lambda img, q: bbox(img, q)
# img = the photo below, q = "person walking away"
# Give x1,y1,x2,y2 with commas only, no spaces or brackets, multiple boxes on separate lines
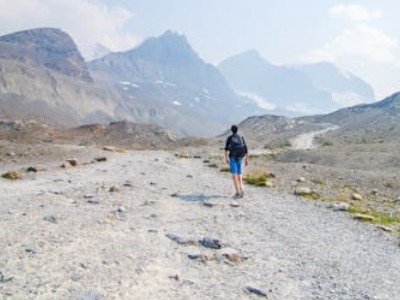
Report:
224,125,249,198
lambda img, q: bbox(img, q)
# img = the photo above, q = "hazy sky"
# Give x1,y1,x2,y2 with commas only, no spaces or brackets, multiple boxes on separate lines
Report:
1,0,400,100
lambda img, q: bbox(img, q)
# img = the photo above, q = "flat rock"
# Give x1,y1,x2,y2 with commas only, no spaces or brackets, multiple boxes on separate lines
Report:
353,213,375,222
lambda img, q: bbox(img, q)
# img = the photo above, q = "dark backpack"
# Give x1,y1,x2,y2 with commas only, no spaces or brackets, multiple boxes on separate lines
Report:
230,134,246,158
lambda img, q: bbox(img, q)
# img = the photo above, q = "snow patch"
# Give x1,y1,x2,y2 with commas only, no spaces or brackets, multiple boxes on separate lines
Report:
120,81,140,88
155,81,176,87
172,101,183,106
238,92,276,110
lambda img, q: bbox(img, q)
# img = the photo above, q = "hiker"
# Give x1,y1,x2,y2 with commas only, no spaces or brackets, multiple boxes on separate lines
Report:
224,124,249,198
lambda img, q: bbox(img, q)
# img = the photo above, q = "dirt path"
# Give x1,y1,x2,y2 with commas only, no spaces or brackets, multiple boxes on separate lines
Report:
0,149,399,299
290,126,339,150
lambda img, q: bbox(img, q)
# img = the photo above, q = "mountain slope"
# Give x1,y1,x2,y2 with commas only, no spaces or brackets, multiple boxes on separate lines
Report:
89,31,265,136
293,62,375,106
305,92,400,142
218,50,375,116
0,28,128,126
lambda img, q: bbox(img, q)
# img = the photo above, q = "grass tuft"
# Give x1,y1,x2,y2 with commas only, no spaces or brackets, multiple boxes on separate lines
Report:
244,169,273,187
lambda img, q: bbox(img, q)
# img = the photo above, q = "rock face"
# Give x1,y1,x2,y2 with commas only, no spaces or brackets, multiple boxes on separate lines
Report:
89,31,265,136
0,28,126,127
0,28,92,82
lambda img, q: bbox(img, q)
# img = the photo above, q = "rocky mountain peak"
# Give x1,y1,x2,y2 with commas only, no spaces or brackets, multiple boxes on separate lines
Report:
0,27,92,82
126,30,200,65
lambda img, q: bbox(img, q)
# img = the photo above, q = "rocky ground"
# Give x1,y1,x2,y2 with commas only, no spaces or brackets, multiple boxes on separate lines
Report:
1,137,400,299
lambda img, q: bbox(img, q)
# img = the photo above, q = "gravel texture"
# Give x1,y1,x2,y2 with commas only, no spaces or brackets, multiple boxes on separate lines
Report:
1,148,400,299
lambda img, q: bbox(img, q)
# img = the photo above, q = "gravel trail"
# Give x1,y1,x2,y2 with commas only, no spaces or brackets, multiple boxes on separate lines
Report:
290,126,339,150
0,149,399,299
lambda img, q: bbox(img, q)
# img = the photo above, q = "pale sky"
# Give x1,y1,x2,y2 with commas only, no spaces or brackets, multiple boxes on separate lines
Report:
1,0,400,100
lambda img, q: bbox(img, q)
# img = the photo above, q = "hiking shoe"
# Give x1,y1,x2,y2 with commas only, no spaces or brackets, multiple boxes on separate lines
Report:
233,192,241,199
240,190,244,198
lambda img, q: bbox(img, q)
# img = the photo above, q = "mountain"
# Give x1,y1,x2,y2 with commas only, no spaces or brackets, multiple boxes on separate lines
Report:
218,50,375,116
89,31,265,136
0,28,92,82
235,91,400,148
81,43,111,62
0,28,130,126
293,62,375,107
304,92,400,142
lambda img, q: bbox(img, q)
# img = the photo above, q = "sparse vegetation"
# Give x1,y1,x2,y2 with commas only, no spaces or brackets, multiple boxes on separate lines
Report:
244,169,273,187
2,171,22,180
348,205,400,227
314,136,333,146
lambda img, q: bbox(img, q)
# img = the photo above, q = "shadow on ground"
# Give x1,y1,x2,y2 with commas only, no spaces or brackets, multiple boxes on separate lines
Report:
175,194,225,202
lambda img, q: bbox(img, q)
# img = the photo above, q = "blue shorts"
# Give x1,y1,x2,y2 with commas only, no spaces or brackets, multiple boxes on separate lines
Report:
229,157,243,174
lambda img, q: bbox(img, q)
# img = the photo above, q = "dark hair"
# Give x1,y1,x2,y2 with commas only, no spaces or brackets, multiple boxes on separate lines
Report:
231,125,238,133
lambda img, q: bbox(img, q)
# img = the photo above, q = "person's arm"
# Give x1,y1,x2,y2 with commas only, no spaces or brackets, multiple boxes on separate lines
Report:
243,136,249,166
224,136,230,164
224,150,230,164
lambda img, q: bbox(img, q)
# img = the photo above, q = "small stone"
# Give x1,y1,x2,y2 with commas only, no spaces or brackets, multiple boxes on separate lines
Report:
371,189,379,196
294,187,312,196
0,271,14,283
61,161,72,169
66,158,79,166
84,194,94,199
168,273,180,281
230,201,240,207
94,156,107,162
220,248,243,262
116,206,126,213
199,237,221,249
166,233,196,245
297,177,306,183
109,186,121,193
203,202,215,208
71,272,83,282
24,245,37,254
353,213,375,222
26,165,47,172
377,225,393,232
103,146,126,153
44,215,58,224
246,286,267,297
330,202,350,212
265,181,274,188
351,193,363,201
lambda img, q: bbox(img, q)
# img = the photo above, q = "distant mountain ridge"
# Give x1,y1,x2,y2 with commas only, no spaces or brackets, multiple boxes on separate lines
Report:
89,31,265,136
237,91,400,147
218,50,375,116
1,27,395,142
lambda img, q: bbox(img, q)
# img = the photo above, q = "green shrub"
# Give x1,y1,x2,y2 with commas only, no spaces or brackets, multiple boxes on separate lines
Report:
244,169,272,187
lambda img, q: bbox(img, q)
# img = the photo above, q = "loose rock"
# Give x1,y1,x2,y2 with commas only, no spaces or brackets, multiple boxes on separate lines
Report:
353,213,375,222
352,193,363,201
246,286,268,297
199,237,222,249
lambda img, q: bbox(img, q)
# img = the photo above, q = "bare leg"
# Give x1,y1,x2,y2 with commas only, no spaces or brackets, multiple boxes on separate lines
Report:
232,174,240,194
238,174,244,193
